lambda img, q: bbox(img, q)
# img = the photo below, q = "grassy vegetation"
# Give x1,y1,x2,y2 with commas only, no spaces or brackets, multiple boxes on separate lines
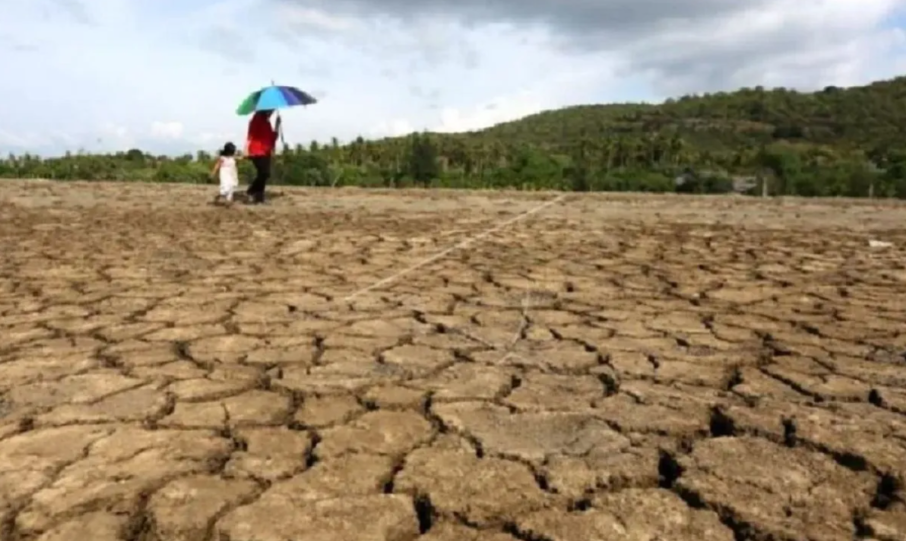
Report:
4,77,906,196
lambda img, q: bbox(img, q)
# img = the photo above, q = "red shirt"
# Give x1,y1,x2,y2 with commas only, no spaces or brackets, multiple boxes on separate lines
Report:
246,112,277,156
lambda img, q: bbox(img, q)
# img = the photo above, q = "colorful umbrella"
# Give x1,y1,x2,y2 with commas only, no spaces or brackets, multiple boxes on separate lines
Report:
236,85,317,115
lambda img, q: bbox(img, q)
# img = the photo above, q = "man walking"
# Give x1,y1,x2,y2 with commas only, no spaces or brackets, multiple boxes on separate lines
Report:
244,109,280,204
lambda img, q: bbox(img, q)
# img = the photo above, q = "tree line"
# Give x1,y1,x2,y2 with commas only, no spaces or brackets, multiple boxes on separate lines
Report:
4,76,906,197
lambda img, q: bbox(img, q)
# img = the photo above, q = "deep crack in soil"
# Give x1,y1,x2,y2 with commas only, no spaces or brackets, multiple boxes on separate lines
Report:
0,181,905,540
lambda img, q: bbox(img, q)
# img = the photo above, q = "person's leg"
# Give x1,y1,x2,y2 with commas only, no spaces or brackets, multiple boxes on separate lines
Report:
214,181,225,204
255,155,272,202
248,157,265,199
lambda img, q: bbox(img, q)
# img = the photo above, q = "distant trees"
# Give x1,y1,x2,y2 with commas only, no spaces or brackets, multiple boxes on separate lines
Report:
2,134,905,197
407,133,439,187
4,76,906,196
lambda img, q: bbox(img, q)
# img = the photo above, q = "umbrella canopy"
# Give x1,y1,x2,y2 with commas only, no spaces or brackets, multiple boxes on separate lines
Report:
236,85,317,115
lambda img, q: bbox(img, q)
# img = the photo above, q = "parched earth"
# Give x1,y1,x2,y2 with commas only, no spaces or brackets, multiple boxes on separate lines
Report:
1,180,906,541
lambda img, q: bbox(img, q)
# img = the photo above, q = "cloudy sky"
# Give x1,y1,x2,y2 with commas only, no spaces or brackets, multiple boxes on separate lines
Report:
1,0,905,156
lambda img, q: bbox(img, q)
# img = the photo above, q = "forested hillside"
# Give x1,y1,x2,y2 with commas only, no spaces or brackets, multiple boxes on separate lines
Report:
3,77,906,197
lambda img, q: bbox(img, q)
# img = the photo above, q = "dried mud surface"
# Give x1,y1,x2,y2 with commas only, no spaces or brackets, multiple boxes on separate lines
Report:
2,180,906,541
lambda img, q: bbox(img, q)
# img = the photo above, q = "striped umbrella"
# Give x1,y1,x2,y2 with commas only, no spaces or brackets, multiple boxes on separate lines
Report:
235,84,317,115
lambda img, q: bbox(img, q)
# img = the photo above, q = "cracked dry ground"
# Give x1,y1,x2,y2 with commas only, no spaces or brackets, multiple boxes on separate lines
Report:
1,182,906,541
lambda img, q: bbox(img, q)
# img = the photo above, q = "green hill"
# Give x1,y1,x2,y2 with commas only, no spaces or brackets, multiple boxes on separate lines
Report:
3,76,906,197
473,77,906,150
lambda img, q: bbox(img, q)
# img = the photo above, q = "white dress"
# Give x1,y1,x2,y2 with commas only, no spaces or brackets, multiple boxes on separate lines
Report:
218,157,239,199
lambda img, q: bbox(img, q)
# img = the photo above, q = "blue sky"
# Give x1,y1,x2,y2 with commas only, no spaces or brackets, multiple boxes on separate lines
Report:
1,0,904,157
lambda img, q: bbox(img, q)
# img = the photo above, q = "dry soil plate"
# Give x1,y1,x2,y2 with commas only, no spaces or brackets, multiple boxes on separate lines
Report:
0,180,905,541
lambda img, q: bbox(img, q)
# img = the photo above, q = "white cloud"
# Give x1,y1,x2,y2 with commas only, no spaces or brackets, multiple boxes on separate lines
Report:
370,119,417,137
434,91,544,133
277,4,359,31
150,121,185,139
193,131,236,147
0,130,40,149
99,123,130,141
620,0,906,94
0,0,903,156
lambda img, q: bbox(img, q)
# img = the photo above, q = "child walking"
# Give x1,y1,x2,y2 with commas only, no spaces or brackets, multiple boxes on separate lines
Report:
211,142,240,205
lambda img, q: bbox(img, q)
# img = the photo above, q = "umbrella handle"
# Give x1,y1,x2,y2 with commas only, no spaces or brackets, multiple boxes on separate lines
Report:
269,80,287,149
269,80,287,148
275,112,286,147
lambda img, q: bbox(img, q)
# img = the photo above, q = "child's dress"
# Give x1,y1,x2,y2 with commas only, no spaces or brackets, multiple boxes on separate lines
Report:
218,157,239,201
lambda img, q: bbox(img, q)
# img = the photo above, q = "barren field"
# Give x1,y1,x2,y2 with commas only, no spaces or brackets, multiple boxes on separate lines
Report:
2,180,906,541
